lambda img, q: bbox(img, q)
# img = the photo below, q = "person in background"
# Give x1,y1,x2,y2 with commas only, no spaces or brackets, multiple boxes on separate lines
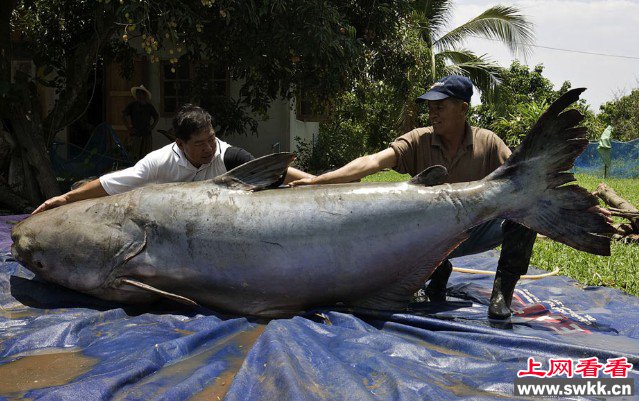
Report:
33,104,313,214
123,84,159,161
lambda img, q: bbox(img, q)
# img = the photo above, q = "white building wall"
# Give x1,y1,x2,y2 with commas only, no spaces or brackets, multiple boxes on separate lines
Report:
221,80,289,156
147,61,174,150
288,97,318,156
222,82,319,158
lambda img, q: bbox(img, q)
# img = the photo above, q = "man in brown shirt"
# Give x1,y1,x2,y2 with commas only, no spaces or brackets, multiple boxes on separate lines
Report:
392,125,510,182
291,75,536,319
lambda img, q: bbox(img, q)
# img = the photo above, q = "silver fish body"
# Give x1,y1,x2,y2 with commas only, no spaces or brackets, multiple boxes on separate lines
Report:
12,178,500,316
11,89,613,316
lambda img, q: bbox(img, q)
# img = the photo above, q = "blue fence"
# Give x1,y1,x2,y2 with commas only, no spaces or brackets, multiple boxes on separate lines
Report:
573,139,639,178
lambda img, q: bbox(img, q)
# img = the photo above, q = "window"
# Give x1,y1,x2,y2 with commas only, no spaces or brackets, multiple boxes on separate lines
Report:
196,63,229,112
161,61,191,115
160,61,229,116
210,65,229,100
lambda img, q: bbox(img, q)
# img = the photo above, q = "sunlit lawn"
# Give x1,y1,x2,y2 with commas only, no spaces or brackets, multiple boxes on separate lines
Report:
364,170,639,297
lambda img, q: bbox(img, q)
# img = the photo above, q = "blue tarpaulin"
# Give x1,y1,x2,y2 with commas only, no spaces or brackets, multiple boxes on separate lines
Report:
1,214,638,400
574,139,639,178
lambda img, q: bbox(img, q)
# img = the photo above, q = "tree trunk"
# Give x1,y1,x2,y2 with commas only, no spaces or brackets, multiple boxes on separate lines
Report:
594,183,639,232
9,82,61,201
0,1,60,204
0,181,33,214
0,0,11,84
615,223,635,236
1,7,119,205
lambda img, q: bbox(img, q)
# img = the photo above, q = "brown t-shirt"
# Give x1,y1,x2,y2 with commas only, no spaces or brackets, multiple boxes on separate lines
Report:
390,124,511,183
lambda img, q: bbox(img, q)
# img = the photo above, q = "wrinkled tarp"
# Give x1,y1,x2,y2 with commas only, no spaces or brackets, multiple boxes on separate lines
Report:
574,139,639,178
1,214,638,400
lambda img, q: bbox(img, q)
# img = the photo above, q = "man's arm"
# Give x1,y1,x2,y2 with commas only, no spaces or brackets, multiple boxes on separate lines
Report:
150,116,158,130
289,147,398,186
150,104,159,130
223,146,255,171
122,114,133,132
32,179,109,214
283,167,314,185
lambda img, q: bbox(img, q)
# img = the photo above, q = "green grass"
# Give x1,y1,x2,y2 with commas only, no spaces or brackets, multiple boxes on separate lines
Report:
362,169,410,183
364,170,639,297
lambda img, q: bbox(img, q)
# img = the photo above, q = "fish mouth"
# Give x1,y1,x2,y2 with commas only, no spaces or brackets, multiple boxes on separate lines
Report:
10,243,22,263
10,241,35,269
10,238,50,273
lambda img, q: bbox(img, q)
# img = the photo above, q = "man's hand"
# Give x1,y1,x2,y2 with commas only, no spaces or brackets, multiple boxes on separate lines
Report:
31,179,108,215
283,167,314,185
32,195,69,215
288,177,318,187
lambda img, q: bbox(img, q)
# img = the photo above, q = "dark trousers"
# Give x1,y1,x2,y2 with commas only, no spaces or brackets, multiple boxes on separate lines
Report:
130,134,152,161
448,219,536,276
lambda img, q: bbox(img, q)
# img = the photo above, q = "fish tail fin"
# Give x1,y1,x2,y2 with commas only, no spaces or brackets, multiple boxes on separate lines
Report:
487,88,614,256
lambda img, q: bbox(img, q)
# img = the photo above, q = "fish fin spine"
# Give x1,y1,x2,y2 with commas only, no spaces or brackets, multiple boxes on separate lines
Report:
487,88,614,256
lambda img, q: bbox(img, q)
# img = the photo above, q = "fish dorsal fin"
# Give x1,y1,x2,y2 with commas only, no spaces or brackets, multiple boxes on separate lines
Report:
118,278,199,307
409,165,448,186
213,152,296,191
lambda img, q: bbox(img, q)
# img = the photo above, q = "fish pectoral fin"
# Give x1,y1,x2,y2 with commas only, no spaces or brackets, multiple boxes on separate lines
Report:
350,234,469,310
409,165,448,187
213,152,296,191
118,278,199,307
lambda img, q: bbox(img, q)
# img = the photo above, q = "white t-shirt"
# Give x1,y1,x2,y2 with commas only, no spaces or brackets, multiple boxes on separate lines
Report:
100,138,231,195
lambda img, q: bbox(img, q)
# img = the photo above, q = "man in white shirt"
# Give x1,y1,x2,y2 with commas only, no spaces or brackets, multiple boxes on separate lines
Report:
33,104,312,214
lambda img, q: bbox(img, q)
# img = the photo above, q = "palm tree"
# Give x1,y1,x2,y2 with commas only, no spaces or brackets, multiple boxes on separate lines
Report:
399,0,534,131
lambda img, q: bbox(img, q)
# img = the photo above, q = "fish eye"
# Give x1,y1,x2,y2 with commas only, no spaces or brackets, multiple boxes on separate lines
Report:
34,260,44,270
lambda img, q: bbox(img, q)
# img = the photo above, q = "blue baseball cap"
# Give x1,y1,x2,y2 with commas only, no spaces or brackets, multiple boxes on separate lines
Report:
416,75,473,103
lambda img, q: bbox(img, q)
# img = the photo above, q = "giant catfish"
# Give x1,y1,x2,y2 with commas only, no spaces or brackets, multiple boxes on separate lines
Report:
11,89,614,317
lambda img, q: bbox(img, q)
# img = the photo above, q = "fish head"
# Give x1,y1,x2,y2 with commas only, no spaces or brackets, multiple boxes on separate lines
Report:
11,210,116,292
11,220,43,270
